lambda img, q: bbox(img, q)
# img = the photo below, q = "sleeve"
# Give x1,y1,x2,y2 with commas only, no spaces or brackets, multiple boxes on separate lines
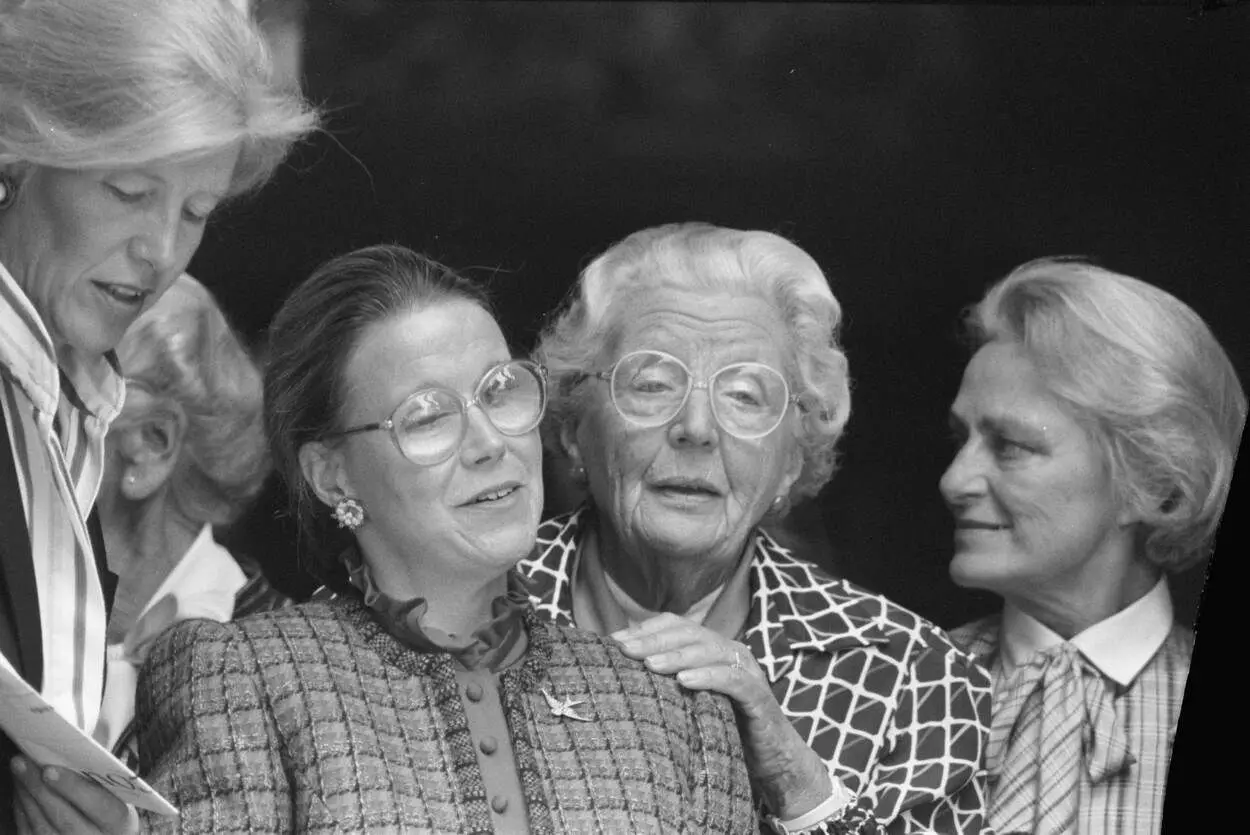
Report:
861,640,993,835
685,689,760,834
135,619,293,834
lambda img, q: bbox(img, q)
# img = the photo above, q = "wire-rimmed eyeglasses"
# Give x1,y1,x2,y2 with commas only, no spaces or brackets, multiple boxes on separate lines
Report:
325,360,548,465
592,349,800,440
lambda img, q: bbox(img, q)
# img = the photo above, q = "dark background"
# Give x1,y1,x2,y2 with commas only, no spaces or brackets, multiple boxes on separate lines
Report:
201,2,1247,631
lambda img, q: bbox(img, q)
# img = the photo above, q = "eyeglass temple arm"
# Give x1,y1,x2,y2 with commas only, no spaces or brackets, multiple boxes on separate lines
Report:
324,421,388,439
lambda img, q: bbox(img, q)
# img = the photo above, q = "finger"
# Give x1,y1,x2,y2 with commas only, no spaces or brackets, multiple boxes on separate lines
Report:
673,659,773,710
41,765,133,831
12,781,55,835
609,612,688,641
643,641,751,676
613,619,712,657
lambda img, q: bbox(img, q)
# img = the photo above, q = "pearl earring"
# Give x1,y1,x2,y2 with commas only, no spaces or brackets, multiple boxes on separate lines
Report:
333,496,365,530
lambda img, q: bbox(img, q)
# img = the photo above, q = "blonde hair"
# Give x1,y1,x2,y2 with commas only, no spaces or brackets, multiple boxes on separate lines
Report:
968,256,1246,572
0,0,316,197
116,274,268,527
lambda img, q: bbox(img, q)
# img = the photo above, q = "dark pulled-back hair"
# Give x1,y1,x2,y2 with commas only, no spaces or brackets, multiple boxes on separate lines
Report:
263,243,492,588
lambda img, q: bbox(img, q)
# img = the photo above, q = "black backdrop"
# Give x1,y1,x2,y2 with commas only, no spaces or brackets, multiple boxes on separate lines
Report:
198,3,1246,631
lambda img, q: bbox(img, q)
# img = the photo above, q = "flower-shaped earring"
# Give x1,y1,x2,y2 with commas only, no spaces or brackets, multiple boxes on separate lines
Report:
333,496,365,530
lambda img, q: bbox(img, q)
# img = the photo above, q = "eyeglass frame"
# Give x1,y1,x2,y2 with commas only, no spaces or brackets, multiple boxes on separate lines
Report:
324,359,549,465
590,349,805,440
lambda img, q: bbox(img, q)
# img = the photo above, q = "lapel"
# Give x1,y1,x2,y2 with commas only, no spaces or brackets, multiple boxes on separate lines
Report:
743,529,892,684
0,414,42,689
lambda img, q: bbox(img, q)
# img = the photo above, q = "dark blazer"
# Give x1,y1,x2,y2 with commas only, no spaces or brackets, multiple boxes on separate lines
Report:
0,415,115,826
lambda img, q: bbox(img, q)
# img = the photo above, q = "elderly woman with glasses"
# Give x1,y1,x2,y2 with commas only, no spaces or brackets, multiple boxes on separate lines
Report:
519,223,992,835
135,244,756,833
943,257,1245,835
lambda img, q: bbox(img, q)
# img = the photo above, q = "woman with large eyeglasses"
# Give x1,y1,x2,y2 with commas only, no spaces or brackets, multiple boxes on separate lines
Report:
133,244,756,833
520,223,992,835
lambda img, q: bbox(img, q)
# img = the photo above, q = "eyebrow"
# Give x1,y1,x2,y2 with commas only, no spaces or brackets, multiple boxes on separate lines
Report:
950,408,1047,438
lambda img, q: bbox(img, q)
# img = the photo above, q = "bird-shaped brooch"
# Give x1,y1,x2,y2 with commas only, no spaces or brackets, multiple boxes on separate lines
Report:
541,688,590,722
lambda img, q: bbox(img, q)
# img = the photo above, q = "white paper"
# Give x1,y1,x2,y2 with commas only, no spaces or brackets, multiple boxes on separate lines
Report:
0,652,178,817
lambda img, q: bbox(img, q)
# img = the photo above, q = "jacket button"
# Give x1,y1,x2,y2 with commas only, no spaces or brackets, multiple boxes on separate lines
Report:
491,795,508,814
465,683,484,702
479,736,498,755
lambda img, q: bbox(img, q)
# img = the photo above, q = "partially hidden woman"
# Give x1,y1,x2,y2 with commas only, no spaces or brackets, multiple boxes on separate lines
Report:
94,273,292,767
519,223,993,835
942,257,1246,835
136,244,757,834
0,0,315,830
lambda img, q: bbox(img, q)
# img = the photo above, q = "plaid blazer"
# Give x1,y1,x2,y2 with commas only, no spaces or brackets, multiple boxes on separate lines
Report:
136,597,756,834
519,509,994,835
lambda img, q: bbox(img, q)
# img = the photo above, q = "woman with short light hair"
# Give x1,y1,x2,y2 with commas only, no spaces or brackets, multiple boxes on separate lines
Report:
522,222,992,834
943,256,1245,834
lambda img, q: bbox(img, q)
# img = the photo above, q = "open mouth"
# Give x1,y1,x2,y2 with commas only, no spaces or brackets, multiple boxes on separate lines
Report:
466,484,520,506
94,281,151,306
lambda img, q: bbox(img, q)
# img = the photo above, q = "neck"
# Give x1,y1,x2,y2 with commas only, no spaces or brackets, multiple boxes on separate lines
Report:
360,546,511,638
590,516,745,615
1009,555,1162,640
107,492,200,579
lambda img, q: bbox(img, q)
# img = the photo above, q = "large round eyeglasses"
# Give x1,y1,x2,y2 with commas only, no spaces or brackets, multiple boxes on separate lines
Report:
326,360,548,466
595,349,798,440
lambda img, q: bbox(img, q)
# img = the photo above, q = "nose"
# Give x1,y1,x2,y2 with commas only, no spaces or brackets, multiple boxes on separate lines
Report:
939,438,985,508
668,387,718,449
459,404,507,467
129,210,182,276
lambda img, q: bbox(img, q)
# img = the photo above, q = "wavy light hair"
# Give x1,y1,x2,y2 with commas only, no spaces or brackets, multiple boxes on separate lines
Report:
114,274,268,528
0,0,316,197
535,222,851,506
967,256,1246,572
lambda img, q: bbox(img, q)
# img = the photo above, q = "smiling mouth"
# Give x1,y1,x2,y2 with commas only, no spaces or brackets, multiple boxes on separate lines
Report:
94,281,151,306
955,520,1009,531
465,485,520,506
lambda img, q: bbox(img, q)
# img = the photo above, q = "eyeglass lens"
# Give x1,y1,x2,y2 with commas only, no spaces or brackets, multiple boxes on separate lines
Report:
610,351,789,438
394,362,545,462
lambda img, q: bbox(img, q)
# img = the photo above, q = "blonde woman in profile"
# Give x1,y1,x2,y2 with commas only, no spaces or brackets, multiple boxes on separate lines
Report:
94,273,291,769
943,257,1245,835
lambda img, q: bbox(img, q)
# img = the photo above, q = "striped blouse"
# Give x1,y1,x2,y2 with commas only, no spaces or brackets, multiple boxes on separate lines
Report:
951,579,1189,835
0,260,121,735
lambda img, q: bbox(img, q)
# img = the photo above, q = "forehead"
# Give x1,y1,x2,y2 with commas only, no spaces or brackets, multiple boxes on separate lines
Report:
342,300,507,415
953,340,1072,425
612,286,788,364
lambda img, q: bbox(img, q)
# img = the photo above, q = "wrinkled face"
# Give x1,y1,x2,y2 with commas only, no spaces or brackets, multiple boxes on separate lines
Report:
940,340,1131,602
570,286,803,569
327,300,544,589
0,150,239,358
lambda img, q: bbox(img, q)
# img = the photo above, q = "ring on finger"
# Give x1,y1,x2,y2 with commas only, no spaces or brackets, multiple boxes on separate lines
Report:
730,651,745,673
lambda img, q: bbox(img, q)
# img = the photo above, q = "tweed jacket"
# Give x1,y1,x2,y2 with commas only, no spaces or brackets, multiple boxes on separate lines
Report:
136,596,756,834
518,509,994,835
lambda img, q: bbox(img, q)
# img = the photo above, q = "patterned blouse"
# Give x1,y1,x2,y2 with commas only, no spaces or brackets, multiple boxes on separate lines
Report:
137,596,757,834
519,509,994,835
951,579,1190,835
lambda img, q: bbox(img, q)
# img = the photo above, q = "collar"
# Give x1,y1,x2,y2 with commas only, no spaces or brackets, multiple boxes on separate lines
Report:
1001,577,1173,687
0,259,124,426
528,506,891,683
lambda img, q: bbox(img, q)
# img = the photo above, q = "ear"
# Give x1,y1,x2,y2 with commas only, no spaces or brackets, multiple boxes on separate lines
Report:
299,440,352,509
115,408,186,502
774,438,805,504
559,419,584,472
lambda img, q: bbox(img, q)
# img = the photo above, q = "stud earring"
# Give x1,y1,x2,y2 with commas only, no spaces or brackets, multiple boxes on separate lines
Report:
570,464,587,484
770,494,787,514
0,172,16,210
333,496,365,530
